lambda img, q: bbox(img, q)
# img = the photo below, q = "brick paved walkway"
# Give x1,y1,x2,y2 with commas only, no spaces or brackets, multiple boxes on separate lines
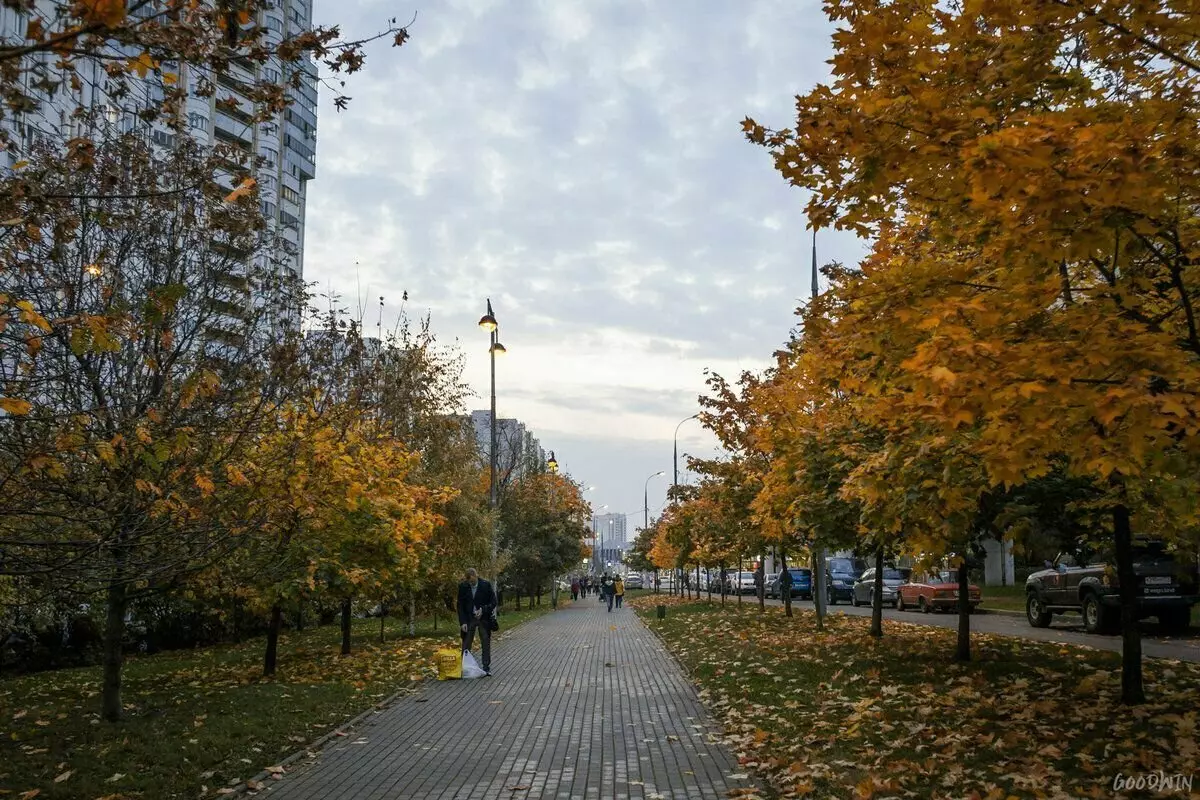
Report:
261,596,753,800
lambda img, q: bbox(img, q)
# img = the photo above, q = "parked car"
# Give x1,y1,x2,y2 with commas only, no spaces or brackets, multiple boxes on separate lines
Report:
1025,542,1199,634
896,570,981,613
730,571,758,594
825,557,868,604
767,568,813,599
623,574,643,590
851,567,911,607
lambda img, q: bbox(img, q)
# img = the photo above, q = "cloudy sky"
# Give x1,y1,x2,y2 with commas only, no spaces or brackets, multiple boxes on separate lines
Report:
305,0,868,536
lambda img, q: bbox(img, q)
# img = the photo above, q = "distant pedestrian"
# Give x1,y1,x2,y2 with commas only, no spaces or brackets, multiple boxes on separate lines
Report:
458,567,496,677
614,576,625,608
602,573,616,612
570,578,580,601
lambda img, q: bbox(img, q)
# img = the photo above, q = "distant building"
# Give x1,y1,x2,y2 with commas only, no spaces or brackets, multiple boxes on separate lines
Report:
592,513,628,569
469,411,547,482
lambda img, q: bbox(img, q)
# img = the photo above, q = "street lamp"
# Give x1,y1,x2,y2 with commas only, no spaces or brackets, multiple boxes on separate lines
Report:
644,471,664,532
547,450,558,472
479,299,506,584
673,413,700,491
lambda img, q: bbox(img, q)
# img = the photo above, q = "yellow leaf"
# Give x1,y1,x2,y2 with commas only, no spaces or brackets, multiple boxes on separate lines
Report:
930,365,957,385
25,17,43,40
78,0,127,27
0,398,33,416
1017,382,1046,398
195,474,215,496
162,72,178,85
224,177,257,204
128,52,156,79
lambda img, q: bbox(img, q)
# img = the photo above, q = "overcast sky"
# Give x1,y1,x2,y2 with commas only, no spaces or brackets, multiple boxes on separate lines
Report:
306,0,868,535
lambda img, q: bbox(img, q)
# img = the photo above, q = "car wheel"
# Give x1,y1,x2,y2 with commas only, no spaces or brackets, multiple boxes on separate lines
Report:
1026,592,1052,628
1081,593,1111,634
918,596,930,614
895,594,905,611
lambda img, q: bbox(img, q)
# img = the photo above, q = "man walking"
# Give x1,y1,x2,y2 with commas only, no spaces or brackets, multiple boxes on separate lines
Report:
458,568,496,676
601,573,616,612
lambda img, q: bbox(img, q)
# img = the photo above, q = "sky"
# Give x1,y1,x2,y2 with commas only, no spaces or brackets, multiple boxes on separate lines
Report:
305,0,868,535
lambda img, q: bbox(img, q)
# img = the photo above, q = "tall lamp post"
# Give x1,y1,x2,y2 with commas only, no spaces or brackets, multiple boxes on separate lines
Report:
644,470,664,532
478,299,506,593
673,413,700,492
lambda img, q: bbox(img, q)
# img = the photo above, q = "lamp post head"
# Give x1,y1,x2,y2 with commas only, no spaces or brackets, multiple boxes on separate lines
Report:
478,298,498,332
547,450,558,472
490,341,507,355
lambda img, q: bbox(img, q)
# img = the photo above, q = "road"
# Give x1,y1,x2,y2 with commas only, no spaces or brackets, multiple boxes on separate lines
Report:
661,590,1200,663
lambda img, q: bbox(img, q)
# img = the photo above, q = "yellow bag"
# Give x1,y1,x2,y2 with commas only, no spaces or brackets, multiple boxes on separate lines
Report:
435,648,462,680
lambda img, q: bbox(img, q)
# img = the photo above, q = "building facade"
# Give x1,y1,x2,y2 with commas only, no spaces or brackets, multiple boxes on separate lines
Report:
0,0,318,282
469,411,548,482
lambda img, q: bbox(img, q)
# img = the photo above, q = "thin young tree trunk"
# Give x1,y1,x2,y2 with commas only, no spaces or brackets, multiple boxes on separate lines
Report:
871,548,884,638
340,598,352,656
101,582,129,722
812,548,825,632
409,592,416,637
781,547,793,618
1113,503,1145,704
955,560,971,661
380,609,386,643
295,604,305,632
264,604,283,676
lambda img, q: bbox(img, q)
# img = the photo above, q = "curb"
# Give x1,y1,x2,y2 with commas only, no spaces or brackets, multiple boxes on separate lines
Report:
979,607,1025,618
224,678,425,797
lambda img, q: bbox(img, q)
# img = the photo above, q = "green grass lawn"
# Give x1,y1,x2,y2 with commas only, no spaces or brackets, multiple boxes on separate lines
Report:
0,598,559,800
633,596,1200,799
981,584,1026,612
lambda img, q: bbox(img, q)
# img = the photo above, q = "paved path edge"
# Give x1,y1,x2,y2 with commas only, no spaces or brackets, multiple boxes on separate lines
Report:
632,603,767,797
229,679,423,798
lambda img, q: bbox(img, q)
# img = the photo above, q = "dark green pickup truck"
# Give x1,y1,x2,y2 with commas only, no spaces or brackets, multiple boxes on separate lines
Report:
1025,543,1199,634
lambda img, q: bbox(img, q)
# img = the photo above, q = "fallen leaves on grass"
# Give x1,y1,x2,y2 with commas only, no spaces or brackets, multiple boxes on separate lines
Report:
637,601,1200,799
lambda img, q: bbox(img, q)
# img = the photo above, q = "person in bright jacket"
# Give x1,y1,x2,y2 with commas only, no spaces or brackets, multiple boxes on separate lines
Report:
614,576,625,608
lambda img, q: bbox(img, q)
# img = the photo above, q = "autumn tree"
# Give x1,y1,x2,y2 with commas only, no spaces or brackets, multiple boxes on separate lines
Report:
745,0,1200,701
0,134,305,720
498,471,589,608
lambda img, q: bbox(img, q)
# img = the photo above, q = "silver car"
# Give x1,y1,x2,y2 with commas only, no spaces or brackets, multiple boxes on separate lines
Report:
851,567,911,607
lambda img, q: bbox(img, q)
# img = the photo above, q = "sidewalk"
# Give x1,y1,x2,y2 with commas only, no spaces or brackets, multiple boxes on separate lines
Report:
259,596,755,800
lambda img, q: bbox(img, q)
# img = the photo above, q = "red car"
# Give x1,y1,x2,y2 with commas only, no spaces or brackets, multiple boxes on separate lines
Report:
896,570,982,613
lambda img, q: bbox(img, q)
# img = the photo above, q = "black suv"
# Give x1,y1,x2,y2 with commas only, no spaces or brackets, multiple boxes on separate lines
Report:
1025,542,1199,634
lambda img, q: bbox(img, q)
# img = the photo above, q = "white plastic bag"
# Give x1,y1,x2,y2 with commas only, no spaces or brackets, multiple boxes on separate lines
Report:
461,649,486,679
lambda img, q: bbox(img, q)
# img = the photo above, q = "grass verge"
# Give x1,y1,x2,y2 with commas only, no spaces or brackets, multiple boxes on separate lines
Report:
981,584,1026,613
632,595,1200,800
0,599,559,800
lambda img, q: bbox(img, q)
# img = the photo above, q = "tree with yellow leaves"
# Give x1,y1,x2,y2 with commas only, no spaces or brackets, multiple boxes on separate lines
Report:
0,134,309,720
746,0,1200,700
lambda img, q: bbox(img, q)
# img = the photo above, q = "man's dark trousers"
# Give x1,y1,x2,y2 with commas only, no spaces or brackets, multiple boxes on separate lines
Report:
463,618,491,672
606,591,614,612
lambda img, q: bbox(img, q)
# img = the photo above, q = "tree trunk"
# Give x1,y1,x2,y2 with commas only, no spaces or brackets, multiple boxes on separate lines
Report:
1113,503,1145,704
812,547,826,631
340,598,352,656
737,558,743,606
409,592,416,637
295,604,305,632
780,548,793,618
720,563,726,607
871,548,884,638
101,582,129,722
757,562,765,612
955,560,971,661
264,604,282,676
232,598,242,644
653,568,660,594
536,586,542,606
380,609,386,643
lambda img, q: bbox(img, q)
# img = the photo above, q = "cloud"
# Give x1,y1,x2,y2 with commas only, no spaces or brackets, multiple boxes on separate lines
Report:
305,0,864,513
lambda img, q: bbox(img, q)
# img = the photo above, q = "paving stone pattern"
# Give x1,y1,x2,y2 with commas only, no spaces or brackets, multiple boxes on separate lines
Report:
262,597,753,800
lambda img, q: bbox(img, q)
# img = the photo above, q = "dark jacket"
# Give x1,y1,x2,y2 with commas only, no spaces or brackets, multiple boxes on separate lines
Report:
457,578,497,626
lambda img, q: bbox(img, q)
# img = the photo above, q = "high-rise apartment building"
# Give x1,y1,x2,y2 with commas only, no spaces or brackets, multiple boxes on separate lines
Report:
469,411,548,482
0,0,318,281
